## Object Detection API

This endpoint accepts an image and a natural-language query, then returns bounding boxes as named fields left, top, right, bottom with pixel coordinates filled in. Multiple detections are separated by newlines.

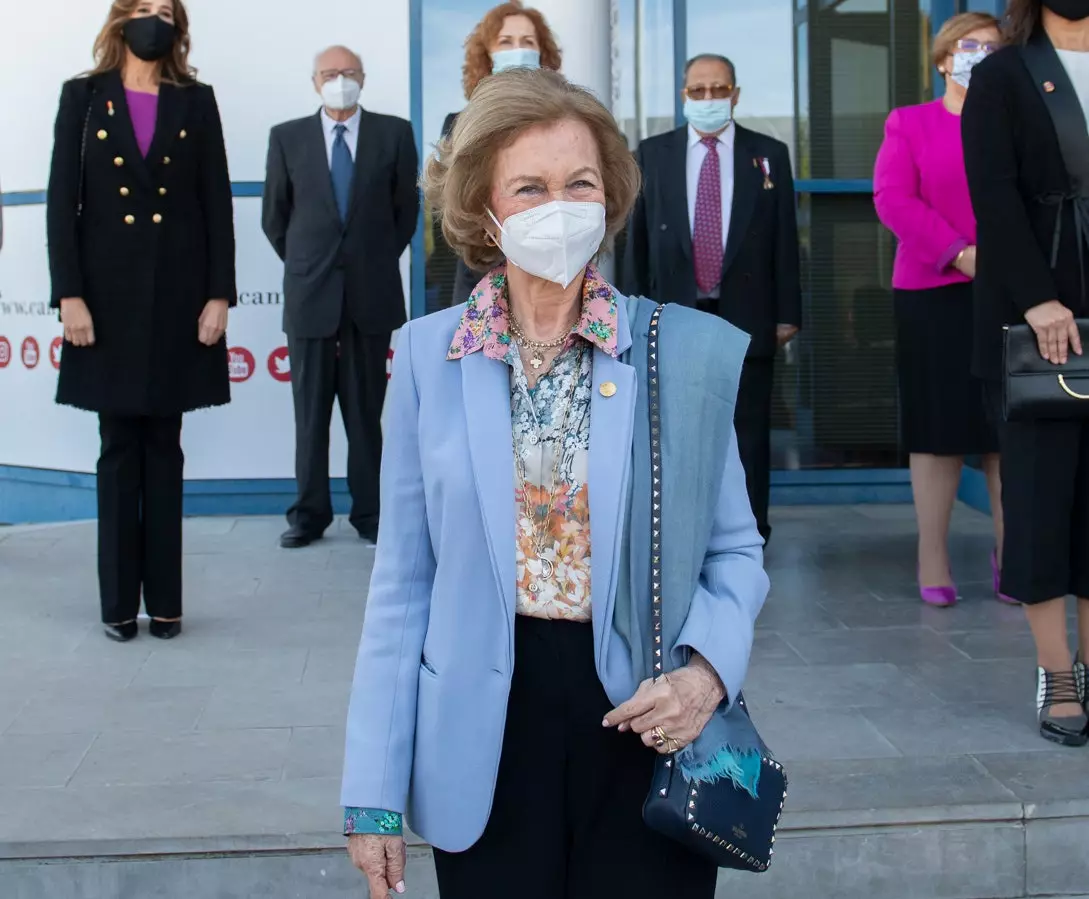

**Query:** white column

left=534, top=0, right=613, bottom=104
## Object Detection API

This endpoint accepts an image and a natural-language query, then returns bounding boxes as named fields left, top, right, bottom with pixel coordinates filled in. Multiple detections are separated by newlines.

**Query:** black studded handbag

left=638, top=303, right=788, bottom=873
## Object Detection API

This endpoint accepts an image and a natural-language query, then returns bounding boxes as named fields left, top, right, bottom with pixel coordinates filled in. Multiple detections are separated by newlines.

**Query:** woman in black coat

left=962, top=0, right=1089, bottom=745
left=47, top=0, right=235, bottom=643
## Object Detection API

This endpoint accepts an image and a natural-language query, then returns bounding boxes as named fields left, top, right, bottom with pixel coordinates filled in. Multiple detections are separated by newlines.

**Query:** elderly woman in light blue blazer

left=341, top=68, right=769, bottom=899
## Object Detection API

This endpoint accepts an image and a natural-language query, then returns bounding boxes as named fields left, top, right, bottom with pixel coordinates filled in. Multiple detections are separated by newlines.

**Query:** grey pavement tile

left=197, top=683, right=351, bottom=730
left=780, top=756, right=1017, bottom=814
left=284, top=726, right=345, bottom=780
left=975, top=750, right=1089, bottom=803
left=753, top=708, right=901, bottom=762
left=0, top=698, right=28, bottom=735
left=8, top=685, right=213, bottom=736
left=754, top=599, right=846, bottom=633
left=129, top=648, right=308, bottom=689
left=183, top=517, right=239, bottom=537
left=229, top=616, right=364, bottom=651
left=816, top=598, right=934, bottom=630
left=302, top=648, right=359, bottom=685
left=0, top=778, right=344, bottom=844
left=316, top=589, right=370, bottom=620
left=743, top=662, right=942, bottom=711
left=748, top=632, right=807, bottom=668
left=324, top=547, right=376, bottom=572
left=919, top=599, right=1029, bottom=634
left=781, top=626, right=966, bottom=666
left=944, top=629, right=1041, bottom=661
left=69, top=728, right=291, bottom=787
left=1026, top=817, right=1089, bottom=898
left=0, top=733, right=97, bottom=788
left=863, top=702, right=1057, bottom=757
left=903, top=659, right=1036, bottom=706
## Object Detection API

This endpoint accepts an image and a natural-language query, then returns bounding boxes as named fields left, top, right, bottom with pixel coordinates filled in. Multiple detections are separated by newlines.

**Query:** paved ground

left=2, top=504, right=1088, bottom=858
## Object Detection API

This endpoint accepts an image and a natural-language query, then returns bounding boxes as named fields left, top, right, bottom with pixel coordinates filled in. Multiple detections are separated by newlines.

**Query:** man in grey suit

left=263, top=46, right=419, bottom=548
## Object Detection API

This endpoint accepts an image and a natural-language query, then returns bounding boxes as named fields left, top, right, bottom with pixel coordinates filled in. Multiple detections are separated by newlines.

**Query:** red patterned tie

left=693, top=136, right=723, bottom=295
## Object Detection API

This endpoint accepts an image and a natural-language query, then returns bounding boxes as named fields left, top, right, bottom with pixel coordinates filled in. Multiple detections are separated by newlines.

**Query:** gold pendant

left=540, top=557, right=554, bottom=580
left=530, top=350, right=544, bottom=370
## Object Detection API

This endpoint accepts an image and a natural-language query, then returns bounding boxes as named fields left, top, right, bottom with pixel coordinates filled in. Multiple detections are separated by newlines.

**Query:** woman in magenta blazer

left=874, top=12, right=1007, bottom=608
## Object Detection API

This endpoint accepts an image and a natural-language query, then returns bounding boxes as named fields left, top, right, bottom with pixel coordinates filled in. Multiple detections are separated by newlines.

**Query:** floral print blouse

left=343, top=264, right=620, bottom=837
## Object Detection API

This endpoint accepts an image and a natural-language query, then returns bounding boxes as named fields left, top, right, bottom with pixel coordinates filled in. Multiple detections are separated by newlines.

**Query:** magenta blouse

left=873, top=99, right=975, bottom=291
left=125, top=88, right=158, bottom=158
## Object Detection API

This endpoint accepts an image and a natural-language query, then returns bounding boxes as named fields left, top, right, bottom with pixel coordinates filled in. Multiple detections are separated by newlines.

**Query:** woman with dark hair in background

left=874, top=12, right=1006, bottom=608
left=962, top=0, right=1089, bottom=745
left=47, top=0, right=235, bottom=643
left=439, top=0, right=563, bottom=307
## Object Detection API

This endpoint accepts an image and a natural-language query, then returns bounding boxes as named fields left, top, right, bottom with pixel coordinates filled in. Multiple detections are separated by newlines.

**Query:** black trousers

left=286, top=316, right=388, bottom=535
left=735, top=357, right=775, bottom=543
left=985, top=383, right=1089, bottom=603
left=97, top=414, right=184, bottom=624
left=433, top=616, right=717, bottom=899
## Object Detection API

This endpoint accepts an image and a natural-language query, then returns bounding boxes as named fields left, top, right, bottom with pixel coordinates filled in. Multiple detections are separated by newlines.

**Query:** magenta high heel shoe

left=919, top=584, right=957, bottom=607
left=991, top=550, right=1019, bottom=605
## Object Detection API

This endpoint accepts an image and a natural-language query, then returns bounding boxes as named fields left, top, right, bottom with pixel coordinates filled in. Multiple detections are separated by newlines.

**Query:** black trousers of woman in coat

left=432, top=616, right=718, bottom=899
left=97, top=414, right=184, bottom=624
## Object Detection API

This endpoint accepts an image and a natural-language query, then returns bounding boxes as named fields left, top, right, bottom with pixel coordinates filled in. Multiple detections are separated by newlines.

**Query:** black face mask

left=122, top=15, right=176, bottom=62
left=1044, top=0, right=1089, bottom=21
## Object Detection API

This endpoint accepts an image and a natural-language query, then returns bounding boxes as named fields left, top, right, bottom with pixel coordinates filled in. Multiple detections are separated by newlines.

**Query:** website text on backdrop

left=621, top=54, right=803, bottom=546
left=261, top=45, right=419, bottom=549
left=46, top=0, right=235, bottom=643
left=962, top=0, right=1089, bottom=746
left=339, top=68, right=770, bottom=899
left=872, top=12, right=1006, bottom=609
left=438, top=1, right=563, bottom=309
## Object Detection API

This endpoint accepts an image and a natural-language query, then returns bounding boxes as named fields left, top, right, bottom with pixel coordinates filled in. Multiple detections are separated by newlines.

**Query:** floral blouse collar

left=447, top=264, right=619, bottom=362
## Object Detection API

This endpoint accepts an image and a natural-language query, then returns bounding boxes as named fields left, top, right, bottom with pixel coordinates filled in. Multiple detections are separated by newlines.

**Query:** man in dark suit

left=622, top=54, right=802, bottom=544
left=263, top=46, right=419, bottom=547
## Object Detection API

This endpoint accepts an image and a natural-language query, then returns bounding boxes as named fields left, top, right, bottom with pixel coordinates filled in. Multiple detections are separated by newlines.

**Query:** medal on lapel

left=754, top=156, right=774, bottom=190
left=107, top=100, right=115, bottom=116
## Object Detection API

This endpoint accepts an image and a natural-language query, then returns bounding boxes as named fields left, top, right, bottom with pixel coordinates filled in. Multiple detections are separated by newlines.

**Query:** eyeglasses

left=318, top=69, right=364, bottom=83
left=683, top=84, right=735, bottom=101
left=955, top=39, right=999, bottom=54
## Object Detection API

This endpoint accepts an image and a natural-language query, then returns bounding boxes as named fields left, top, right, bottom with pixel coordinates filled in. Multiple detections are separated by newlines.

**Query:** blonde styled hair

left=89, top=0, right=196, bottom=83
left=422, top=68, right=641, bottom=273
left=932, top=11, right=1000, bottom=69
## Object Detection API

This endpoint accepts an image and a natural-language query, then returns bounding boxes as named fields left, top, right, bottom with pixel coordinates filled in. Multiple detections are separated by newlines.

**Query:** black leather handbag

left=638, top=304, right=787, bottom=872
left=1003, top=321, right=1089, bottom=421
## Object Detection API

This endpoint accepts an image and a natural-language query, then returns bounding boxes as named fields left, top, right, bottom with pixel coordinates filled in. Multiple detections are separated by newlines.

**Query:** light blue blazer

left=341, top=293, right=769, bottom=853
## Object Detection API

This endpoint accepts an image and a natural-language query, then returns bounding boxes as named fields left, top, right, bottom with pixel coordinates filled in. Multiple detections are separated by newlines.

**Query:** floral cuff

left=344, top=807, right=403, bottom=836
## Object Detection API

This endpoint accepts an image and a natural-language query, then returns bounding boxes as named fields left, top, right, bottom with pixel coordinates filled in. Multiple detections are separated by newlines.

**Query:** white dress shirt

left=686, top=123, right=735, bottom=299
left=321, top=106, right=361, bottom=168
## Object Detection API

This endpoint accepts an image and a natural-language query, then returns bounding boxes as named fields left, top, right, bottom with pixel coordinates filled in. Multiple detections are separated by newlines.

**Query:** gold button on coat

left=97, top=129, right=107, bottom=140
left=163, top=156, right=171, bottom=164
left=114, top=156, right=124, bottom=167
left=179, top=129, right=187, bottom=139
left=600, top=381, right=617, bottom=398
left=152, top=214, right=162, bottom=224
left=159, top=187, right=167, bottom=196
left=119, top=187, right=130, bottom=197
left=124, top=215, right=135, bottom=225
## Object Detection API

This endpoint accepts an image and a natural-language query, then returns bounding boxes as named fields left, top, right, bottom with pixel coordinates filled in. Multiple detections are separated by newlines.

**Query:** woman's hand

left=953, top=245, right=976, bottom=279
left=1025, top=300, right=1083, bottom=365
left=60, top=298, right=95, bottom=347
left=198, top=299, right=229, bottom=346
left=602, top=654, right=726, bottom=752
left=347, top=834, right=407, bottom=896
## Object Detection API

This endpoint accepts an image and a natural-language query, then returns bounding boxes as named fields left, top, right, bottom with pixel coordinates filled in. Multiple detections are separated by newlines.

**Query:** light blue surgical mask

left=491, top=48, right=541, bottom=73
left=683, top=98, right=733, bottom=134
left=951, top=50, right=988, bottom=89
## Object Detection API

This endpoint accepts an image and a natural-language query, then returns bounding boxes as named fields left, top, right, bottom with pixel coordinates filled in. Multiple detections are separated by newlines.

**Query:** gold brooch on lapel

left=1044, top=81, right=1056, bottom=93
left=600, top=382, right=617, bottom=398
left=754, top=156, right=774, bottom=190
left=107, top=100, right=115, bottom=116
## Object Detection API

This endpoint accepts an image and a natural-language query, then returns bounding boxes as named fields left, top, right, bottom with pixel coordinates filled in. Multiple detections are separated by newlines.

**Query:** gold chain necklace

left=514, top=344, right=584, bottom=594
left=509, top=312, right=577, bottom=371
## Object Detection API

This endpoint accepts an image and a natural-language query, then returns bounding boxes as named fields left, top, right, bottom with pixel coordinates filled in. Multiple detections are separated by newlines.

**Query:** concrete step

left=2, top=800, right=1086, bottom=899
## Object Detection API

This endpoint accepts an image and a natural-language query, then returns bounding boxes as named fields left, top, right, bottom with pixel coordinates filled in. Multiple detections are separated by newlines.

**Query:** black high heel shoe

left=103, top=621, right=138, bottom=643
left=1036, top=667, right=1089, bottom=747
left=149, top=619, right=182, bottom=640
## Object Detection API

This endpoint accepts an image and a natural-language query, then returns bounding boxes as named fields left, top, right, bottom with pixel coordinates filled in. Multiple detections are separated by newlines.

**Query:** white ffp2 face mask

left=321, top=75, right=362, bottom=111
left=488, top=201, right=607, bottom=288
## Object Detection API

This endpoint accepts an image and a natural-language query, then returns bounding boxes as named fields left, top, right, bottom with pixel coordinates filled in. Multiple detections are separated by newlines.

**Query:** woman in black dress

left=962, top=0, right=1089, bottom=744
left=439, top=0, right=562, bottom=307
left=47, top=0, right=235, bottom=643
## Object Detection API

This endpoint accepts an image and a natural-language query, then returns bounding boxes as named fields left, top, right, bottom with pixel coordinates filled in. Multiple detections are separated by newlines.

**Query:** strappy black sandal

left=1036, top=667, right=1089, bottom=747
